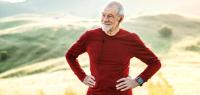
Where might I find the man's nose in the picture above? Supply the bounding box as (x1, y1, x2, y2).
(102, 16, 109, 22)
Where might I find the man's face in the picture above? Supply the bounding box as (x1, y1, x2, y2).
(101, 7, 121, 32)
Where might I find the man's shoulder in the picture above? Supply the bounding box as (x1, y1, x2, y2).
(87, 27, 101, 33)
(120, 29, 145, 46)
(120, 29, 139, 39)
(84, 27, 102, 36)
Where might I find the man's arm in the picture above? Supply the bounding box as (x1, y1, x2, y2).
(65, 31, 96, 87)
(65, 31, 89, 82)
(116, 33, 161, 91)
(132, 33, 161, 85)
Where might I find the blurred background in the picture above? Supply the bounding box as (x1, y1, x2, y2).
(0, 0, 200, 95)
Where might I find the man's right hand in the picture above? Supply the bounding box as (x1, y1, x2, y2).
(83, 75, 96, 87)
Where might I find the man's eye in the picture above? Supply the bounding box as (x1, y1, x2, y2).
(108, 15, 114, 18)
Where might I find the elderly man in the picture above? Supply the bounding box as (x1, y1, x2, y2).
(65, 1, 161, 95)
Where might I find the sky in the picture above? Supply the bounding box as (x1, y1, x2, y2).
(0, 0, 25, 3)
(122, 0, 200, 17)
(0, 0, 200, 17)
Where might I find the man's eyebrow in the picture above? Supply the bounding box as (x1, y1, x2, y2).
(107, 14, 115, 17)
(102, 12, 114, 15)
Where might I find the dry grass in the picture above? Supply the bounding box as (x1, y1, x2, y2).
(35, 89, 44, 95)
(147, 72, 175, 95)
(64, 88, 77, 95)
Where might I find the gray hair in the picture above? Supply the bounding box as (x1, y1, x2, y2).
(104, 1, 124, 16)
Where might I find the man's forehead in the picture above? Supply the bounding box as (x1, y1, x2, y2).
(102, 7, 118, 15)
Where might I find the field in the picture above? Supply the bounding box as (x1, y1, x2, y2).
(0, 14, 200, 95)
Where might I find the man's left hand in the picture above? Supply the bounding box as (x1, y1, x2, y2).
(116, 76, 139, 91)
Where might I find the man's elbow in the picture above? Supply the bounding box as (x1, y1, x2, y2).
(65, 51, 71, 60)
(156, 61, 161, 70)
(150, 60, 161, 71)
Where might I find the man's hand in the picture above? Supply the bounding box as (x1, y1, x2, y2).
(83, 75, 96, 87)
(116, 76, 139, 91)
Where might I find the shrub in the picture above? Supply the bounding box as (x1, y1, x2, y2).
(185, 45, 200, 52)
(158, 26, 173, 38)
(0, 50, 8, 61)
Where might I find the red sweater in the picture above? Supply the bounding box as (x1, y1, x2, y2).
(65, 28, 161, 95)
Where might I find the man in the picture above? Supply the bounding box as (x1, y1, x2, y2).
(65, 1, 161, 95)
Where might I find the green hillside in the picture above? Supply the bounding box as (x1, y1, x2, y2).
(0, 14, 200, 78)
(0, 23, 85, 73)
(122, 14, 200, 52)
(0, 20, 31, 30)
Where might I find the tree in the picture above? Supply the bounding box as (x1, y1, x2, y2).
(158, 26, 172, 38)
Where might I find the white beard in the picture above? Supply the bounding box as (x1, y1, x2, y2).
(101, 24, 112, 32)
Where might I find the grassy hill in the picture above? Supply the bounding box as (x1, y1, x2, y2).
(0, 14, 200, 77)
(0, 15, 90, 73)
(122, 14, 200, 52)
(0, 14, 200, 95)
(0, 27, 87, 72)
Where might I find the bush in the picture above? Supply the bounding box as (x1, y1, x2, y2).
(158, 26, 173, 38)
(185, 45, 200, 52)
(0, 50, 8, 61)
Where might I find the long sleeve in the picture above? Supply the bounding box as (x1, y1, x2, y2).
(131, 33, 161, 83)
(65, 31, 89, 82)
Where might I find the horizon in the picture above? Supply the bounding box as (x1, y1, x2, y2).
(0, 0, 200, 18)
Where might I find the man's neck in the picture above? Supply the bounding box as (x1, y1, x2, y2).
(106, 27, 120, 36)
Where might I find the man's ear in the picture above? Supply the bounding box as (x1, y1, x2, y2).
(119, 16, 124, 23)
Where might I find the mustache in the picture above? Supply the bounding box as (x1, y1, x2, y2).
(102, 22, 111, 25)
(102, 23, 112, 26)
